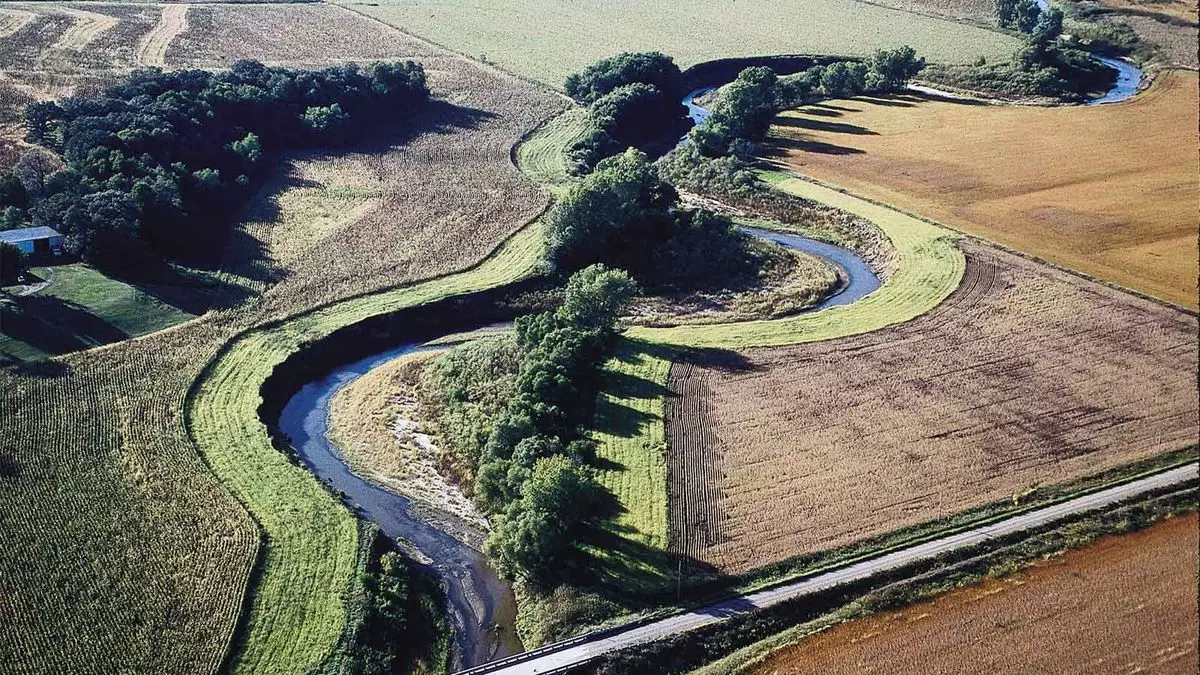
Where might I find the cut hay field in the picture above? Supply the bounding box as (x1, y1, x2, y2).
(749, 512, 1200, 674)
(765, 70, 1200, 309)
(0, 4, 561, 672)
(335, 0, 1020, 88)
(665, 238, 1198, 574)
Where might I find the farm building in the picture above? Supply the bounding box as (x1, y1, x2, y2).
(0, 226, 64, 255)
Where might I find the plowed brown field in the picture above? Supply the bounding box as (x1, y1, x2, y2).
(751, 513, 1200, 674)
(766, 70, 1200, 309)
(666, 240, 1198, 572)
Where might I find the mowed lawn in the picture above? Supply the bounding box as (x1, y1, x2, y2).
(337, 0, 1020, 87)
(766, 70, 1200, 308)
(0, 263, 195, 360)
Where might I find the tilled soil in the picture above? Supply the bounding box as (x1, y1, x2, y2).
(751, 513, 1199, 674)
(667, 240, 1198, 573)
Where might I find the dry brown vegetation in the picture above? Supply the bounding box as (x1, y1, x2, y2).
(765, 70, 1200, 308)
(328, 350, 488, 535)
(0, 5, 560, 671)
(166, 3, 456, 70)
(666, 240, 1198, 573)
(854, 0, 997, 23)
(751, 513, 1199, 674)
(1121, 14, 1200, 68)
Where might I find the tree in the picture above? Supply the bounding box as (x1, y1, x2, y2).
(866, 46, 926, 91)
(564, 52, 684, 105)
(13, 149, 60, 199)
(820, 61, 869, 98)
(1016, 0, 1042, 33)
(0, 243, 26, 284)
(544, 148, 677, 271)
(997, 0, 1019, 27)
(484, 456, 603, 581)
(1031, 6, 1064, 50)
(554, 264, 638, 334)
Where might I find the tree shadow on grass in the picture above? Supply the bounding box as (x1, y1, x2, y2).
(1, 295, 127, 356)
(853, 94, 917, 108)
(760, 135, 865, 156)
(773, 116, 879, 135)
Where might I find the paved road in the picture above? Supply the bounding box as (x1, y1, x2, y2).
(457, 463, 1198, 675)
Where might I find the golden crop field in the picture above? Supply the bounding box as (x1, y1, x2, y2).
(337, 0, 1020, 88)
(0, 4, 561, 671)
(750, 513, 1199, 674)
(665, 240, 1197, 573)
(765, 70, 1200, 309)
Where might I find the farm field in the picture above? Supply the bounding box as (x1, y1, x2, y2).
(749, 513, 1199, 674)
(336, 0, 1020, 88)
(0, 5, 561, 673)
(765, 70, 1200, 308)
(665, 238, 1197, 573)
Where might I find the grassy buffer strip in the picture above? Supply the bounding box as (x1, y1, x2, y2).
(186, 225, 544, 674)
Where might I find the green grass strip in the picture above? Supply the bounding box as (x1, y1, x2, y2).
(514, 106, 591, 195)
(625, 177, 965, 349)
(590, 339, 674, 550)
(187, 225, 544, 674)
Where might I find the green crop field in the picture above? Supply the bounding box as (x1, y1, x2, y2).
(337, 0, 1020, 88)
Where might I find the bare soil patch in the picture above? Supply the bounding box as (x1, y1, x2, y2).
(666, 240, 1198, 574)
(765, 70, 1200, 308)
(751, 513, 1199, 674)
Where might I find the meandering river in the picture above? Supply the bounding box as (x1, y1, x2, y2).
(276, 230, 880, 669)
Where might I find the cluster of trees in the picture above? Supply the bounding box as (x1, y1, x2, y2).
(932, 3, 1112, 98)
(563, 52, 688, 174)
(477, 265, 637, 583)
(545, 148, 758, 289)
(997, 0, 1046, 33)
(17, 59, 427, 272)
(689, 47, 924, 157)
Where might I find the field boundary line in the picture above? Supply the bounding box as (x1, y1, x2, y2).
(772, 170, 1199, 316)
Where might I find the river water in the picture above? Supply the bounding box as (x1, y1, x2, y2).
(275, 230, 880, 670)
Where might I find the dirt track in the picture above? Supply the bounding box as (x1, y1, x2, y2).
(136, 5, 187, 67)
(667, 240, 1199, 573)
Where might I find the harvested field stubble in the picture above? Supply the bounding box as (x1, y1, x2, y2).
(0, 7, 560, 673)
(667, 240, 1198, 574)
(750, 513, 1200, 674)
(766, 71, 1200, 308)
(166, 3, 451, 70)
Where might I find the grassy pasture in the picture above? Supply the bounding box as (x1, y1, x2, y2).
(0, 264, 196, 361)
(746, 513, 1199, 674)
(337, 0, 1020, 88)
(765, 70, 1200, 308)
